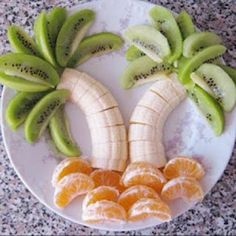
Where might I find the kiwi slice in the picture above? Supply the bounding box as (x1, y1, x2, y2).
(216, 64, 236, 84)
(119, 55, 173, 89)
(34, 11, 58, 67)
(47, 7, 67, 50)
(183, 32, 222, 58)
(5, 91, 49, 130)
(7, 25, 41, 56)
(0, 53, 59, 87)
(0, 71, 51, 92)
(176, 10, 195, 39)
(125, 45, 145, 61)
(56, 9, 95, 67)
(49, 105, 80, 156)
(191, 63, 236, 112)
(67, 32, 123, 67)
(24, 89, 70, 143)
(149, 6, 183, 63)
(124, 25, 171, 63)
(189, 85, 224, 136)
(178, 45, 226, 84)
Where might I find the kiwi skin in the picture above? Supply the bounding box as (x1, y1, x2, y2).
(5, 91, 49, 130)
(7, 25, 41, 56)
(49, 105, 81, 156)
(24, 89, 70, 143)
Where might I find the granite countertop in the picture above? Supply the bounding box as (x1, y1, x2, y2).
(0, 0, 235, 235)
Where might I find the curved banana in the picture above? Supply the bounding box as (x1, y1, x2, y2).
(58, 68, 128, 171)
(129, 74, 186, 167)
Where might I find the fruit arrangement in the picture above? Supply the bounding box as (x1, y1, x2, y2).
(52, 156, 204, 224)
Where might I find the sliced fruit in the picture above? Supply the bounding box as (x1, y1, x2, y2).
(34, 11, 58, 67)
(149, 6, 183, 63)
(178, 44, 226, 84)
(124, 25, 171, 63)
(128, 198, 171, 222)
(125, 45, 145, 61)
(119, 56, 173, 89)
(52, 157, 92, 187)
(82, 200, 127, 223)
(49, 105, 81, 156)
(90, 169, 125, 192)
(47, 7, 67, 50)
(191, 63, 236, 112)
(183, 32, 222, 58)
(128, 124, 156, 142)
(56, 9, 95, 67)
(118, 185, 160, 212)
(176, 10, 195, 39)
(54, 173, 94, 208)
(217, 64, 236, 84)
(24, 89, 69, 143)
(121, 162, 166, 192)
(161, 177, 204, 202)
(189, 85, 224, 135)
(5, 91, 48, 130)
(163, 156, 205, 180)
(68, 32, 123, 66)
(7, 25, 41, 56)
(82, 186, 119, 210)
(0, 72, 52, 92)
(0, 53, 59, 87)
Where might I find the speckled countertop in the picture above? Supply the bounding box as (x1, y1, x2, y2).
(0, 0, 235, 235)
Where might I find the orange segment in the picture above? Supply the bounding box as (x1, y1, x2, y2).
(161, 176, 204, 203)
(83, 186, 119, 210)
(121, 162, 166, 192)
(128, 198, 171, 222)
(163, 156, 205, 180)
(82, 200, 127, 223)
(90, 169, 125, 192)
(54, 173, 94, 208)
(52, 158, 93, 187)
(118, 185, 161, 211)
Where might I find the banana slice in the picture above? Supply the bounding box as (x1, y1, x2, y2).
(129, 124, 156, 141)
(90, 125, 127, 144)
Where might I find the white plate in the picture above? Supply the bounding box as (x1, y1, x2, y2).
(1, 0, 236, 231)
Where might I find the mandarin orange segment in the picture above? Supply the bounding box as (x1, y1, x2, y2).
(121, 162, 166, 192)
(82, 200, 127, 223)
(161, 176, 204, 203)
(52, 158, 93, 187)
(128, 198, 171, 222)
(163, 156, 205, 180)
(83, 186, 119, 210)
(90, 169, 125, 192)
(54, 173, 94, 208)
(118, 185, 161, 212)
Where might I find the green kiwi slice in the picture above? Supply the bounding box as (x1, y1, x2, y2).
(67, 32, 123, 67)
(34, 11, 58, 67)
(56, 9, 95, 67)
(149, 6, 183, 63)
(189, 85, 224, 136)
(216, 64, 236, 84)
(183, 32, 222, 58)
(7, 25, 41, 56)
(5, 91, 49, 130)
(125, 45, 145, 62)
(0, 72, 51, 92)
(24, 89, 70, 143)
(191, 63, 236, 112)
(49, 105, 80, 156)
(0, 53, 59, 86)
(178, 44, 226, 84)
(47, 7, 67, 50)
(124, 25, 171, 63)
(176, 10, 195, 39)
(119, 55, 173, 89)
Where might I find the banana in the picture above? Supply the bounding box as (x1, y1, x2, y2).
(57, 68, 128, 172)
